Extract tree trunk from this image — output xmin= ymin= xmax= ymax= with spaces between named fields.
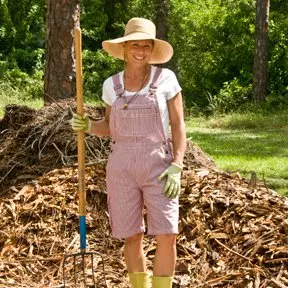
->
xmin=154 ymin=0 xmax=169 ymax=41
xmin=104 ymin=0 xmax=127 ymax=40
xmin=153 ymin=0 xmax=176 ymax=72
xmin=252 ymin=0 xmax=270 ymax=101
xmin=104 ymin=0 xmax=116 ymax=40
xmin=44 ymin=0 xmax=80 ymax=104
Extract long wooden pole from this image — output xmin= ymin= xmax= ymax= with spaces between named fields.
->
xmin=74 ymin=27 xmax=86 ymax=251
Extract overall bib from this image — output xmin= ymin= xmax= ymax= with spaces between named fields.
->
xmin=106 ymin=67 xmax=179 ymax=239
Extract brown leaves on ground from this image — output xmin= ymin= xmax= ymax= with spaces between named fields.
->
xmin=0 ymin=101 xmax=288 ymax=287
xmin=178 ymin=168 xmax=288 ymax=287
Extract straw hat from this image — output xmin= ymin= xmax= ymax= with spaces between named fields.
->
xmin=102 ymin=17 xmax=173 ymax=64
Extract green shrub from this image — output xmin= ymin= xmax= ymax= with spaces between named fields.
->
xmin=4 ymin=68 xmax=43 ymax=99
xmin=170 ymin=0 xmax=255 ymax=110
xmin=10 ymin=48 xmax=44 ymax=74
xmin=207 ymin=79 xmax=252 ymax=113
xmin=82 ymin=49 xmax=123 ymax=101
xmin=0 ymin=60 xmax=8 ymax=78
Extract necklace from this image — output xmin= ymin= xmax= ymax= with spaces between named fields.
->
xmin=122 ymin=67 xmax=150 ymax=109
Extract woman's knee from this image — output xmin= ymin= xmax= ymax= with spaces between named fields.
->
xmin=155 ymin=234 xmax=177 ymax=247
xmin=125 ymin=233 xmax=144 ymax=245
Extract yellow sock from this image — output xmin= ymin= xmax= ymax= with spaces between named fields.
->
xmin=151 ymin=276 xmax=173 ymax=288
xmin=128 ymin=272 xmax=149 ymax=288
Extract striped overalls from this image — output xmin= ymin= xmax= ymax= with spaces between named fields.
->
xmin=106 ymin=68 xmax=179 ymax=239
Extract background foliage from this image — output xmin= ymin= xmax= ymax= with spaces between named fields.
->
xmin=0 ymin=0 xmax=288 ymax=113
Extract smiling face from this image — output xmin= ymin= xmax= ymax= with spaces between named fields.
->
xmin=123 ymin=40 xmax=154 ymax=67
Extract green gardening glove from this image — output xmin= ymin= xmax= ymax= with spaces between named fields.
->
xmin=158 ymin=163 xmax=182 ymax=198
xmin=70 ymin=112 xmax=91 ymax=132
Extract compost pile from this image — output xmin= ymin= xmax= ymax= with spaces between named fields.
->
xmin=0 ymin=100 xmax=288 ymax=288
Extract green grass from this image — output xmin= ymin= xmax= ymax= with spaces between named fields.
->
xmin=186 ymin=111 xmax=288 ymax=195
xmin=0 ymin=79 xmax=104 ymax=119
xmin=0 ymin=81 xmax=43 ymax=118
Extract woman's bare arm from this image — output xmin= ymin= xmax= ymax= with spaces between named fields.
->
xmin=89 ymin=104 xmax=111 ymax=136
xmin=167 ymin=92 xmax=186 ymax=166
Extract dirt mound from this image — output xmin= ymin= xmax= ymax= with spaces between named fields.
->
xmin=0 ymin=102 xmax=288 ymax=287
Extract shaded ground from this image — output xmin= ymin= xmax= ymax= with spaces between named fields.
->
xmin=0 ymin=101 xmax=288 ymax=287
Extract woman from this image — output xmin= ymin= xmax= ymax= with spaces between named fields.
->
xmin=71 ymin=17 xmax=186 ymax=288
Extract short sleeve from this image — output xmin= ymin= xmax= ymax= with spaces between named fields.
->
xmin=162 ymin=69 xmax=182 ymax=100
xmin=102 ymin=77 xmax=116 ymax=106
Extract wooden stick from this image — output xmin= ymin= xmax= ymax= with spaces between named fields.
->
xmin=214 ymin=239 xmax=251 ymax=261
xmin=270 ymin=278 xmax=287 ymax=288
xmin=74 ymin=27 xmax=86 ymax=218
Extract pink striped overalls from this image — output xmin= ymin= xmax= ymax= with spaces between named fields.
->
xmin=106 ymin=67 xmax=179 ymax=239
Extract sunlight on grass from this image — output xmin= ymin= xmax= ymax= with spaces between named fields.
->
xmin=0 ymin=98 xmax=44 ymax=118
xmin=186 ymin=112 xmax=288 ymax=195
xmin=85 ymin=98 xmax=103 ymax=106
xmin=187 ymin=111 xmax=288 ymax=131
xmin=212 ymin=155 xmax=288 ymax=191
xmin=0 ymin=81 xmax=43 ymax=118
xmin=0 ymin=85 xmax=101 ymax=119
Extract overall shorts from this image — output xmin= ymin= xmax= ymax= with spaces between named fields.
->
xmin=106 ymin=67 xmax=179 ymax=239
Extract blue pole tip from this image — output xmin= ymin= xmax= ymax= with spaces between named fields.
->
xmin=79 ymin=216 xmax=86 ymax=250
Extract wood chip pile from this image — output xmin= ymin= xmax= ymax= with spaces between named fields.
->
xmin=0 ymin=101 xmax=287 ymax=288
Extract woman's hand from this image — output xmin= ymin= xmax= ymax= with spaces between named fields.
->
xmin=158 ymin=163 xmax=182 ymax=198
xmin=70 ymin=112 xmax=91 ymax=132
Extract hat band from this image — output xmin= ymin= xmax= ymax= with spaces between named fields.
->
xmin=124 ymin=31 xmax=156 ymax=39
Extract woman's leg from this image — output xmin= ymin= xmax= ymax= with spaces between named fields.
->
xmin=153 ymin=234 xmax=177 ymax=276
xmin=124 ymin=232 xmax=146 ymax=272
xmin=125 ymin=233 xmax=149 ymax=288
xmin=151 ymin=234 xmax=176 ymax=288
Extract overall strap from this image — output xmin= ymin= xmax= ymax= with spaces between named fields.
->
xmin=112 ymin=73 xmax=124 ymax=96
xmin=149 ymin=67 xmax=162 ymax=93
xmin=148 ymin=67 xmax=167 ymax=142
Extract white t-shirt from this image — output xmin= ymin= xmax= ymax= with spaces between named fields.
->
xmin=102 ymin=66 xmax=182 ymax=138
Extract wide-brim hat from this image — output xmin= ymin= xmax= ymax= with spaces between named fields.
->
xmin=102 ymin=17 xmax=173 ymax=64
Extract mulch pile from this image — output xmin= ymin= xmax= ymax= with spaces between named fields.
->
xmin=0 ymin=100 xmax=287 ymax=288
